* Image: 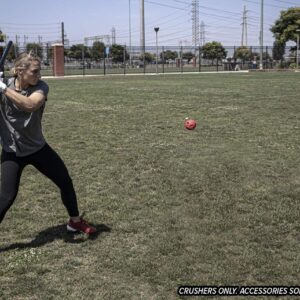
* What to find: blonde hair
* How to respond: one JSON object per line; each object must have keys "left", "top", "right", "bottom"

{"left": 11, "top": 51, "right": 41, "bottom": 77}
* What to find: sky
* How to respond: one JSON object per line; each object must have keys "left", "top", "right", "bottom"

{"left": 1, "top": 0, "right": 299, "bottom": 48}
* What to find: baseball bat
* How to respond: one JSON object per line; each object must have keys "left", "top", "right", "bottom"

{"left": 0, "top": 40, "right": 13, "bottom": 74}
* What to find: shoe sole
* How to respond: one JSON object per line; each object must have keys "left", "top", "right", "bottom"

{"left": 67, "top": 224, "right": 96, "bottom": 234}
{"left": 67, "top": 224, "right": 79, "bottom": 232}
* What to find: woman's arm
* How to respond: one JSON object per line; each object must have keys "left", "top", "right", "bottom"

{"left": 0, "top": 81, "right": 45, "bottom": 112}
{"left": 4, "top": 88, "right": 45, "bottom": 112}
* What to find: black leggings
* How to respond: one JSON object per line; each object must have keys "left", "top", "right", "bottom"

{"left": 0, "top": 143, "right": 79, "bottom": 223}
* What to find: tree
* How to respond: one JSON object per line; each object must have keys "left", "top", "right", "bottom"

{"left": 111, "top": 44, "right": 128, "bottom": 63}
{"left": 182, "top": 51, "right": 194, "bottom": 62}
{"left": 0, "top": 43, "right": 17, "bottom": 62}
{"left": 26, "top": 43, "right": 43, "bottom": 59}
{"left": 67, "top": 44, "right": 90, "bottom": 60}
{"left": 272, "top": 40, "right": 285, "bottom": 61}
{"left": 91, "top": 41, "right": 105, "bottom": 60}
{"left": 0, "top": 31, "right": 7, "bottom": 62}
{"left": 201, "top": 41, "right": 227, "bottom": 63}
{"left": 271, "top": 7, "right": 300, "bottom": 44}
{"left": 7, "top": 43, "right": 18, "bottom": 61}
{"left": 161, "top": 50, "right": 178, "bottom": 61}
{"left": 142, "top": 52, "right": 154, "bottom": 63}
{"left": 0, "top": 30, "right": 6, "bottom": 42}
{"left": 233, "top": 46, "right": 252, "bottom": 62}
{"left": 252, "top": 51, "right": 272, "bottom": 61}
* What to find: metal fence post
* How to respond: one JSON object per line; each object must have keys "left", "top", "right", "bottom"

{"left": 198, "top": 46, "right": 201, "bottom": 72}
{"left": 82, "top": 45, "right": 85, "bottom": 76}
{"left": 143, "top": 46, "right": 146, "bottom": 74}
{"left": 161, "top": 46, "right": 165, "bottom": 73}
{"left": 103, "top": 46, "right": 106, "bottom": 76}
{"left": 46, "top": 43, "right": 49, "bottom": 66}
{"left": 266, "top": 46, "right": 269, "bottom": 69}
{"left": 124, "top": 45, "right": 126, "bottom": 75}
{"left": 181, "top": 46, "right": 183, "bottom": 73}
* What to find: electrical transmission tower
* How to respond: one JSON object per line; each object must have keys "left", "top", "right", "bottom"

{"left": 241, "top": 5, "right": 248, "bottom": 46}
{"left": 192, "top": 0, "right": 200, "bottom": 48}
{"left": 200, "top": 21, "right": 205, "bottom": 46}
{"left": 111, "top": 27, "right": 116, "bottom": 45}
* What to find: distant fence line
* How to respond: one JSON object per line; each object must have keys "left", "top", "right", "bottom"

{"left": 2, "top": 44, "right": 299, "bottom": 76}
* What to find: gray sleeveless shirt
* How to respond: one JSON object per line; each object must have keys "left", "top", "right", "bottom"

{"left": 0, "top": 77, "right": 49, "bottom": 157}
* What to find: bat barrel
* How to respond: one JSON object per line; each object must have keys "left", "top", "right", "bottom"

{"left": 0, "top": 40, "right": 13, "bottom": 75}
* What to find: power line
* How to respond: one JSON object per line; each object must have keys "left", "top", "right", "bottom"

{"left": 1, "top": 22, "right": 60, "bottom": 26}
{"left": 3, "top": 31, "right": 60, "bottom": 34}
{"left": 145, "top": 0, "right": 190, "bottom": 11}
{"left": 116, "top": 4, "right": 191, "bottom": 47}
{"left": 117, "top": 0, "right": 282, "bottom": 47}
{"left": 273, "top": 0, "right": 299, "bottom": 5}
{"left": 169, "top": 0, "right": 190, "bottom": 5}
{"left": 243, "top": 0, "right": 291, "bottom": 9}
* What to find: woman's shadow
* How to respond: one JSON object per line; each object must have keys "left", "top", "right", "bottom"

{"left": 0, "top": 223, "right": 111, "bottom": 252}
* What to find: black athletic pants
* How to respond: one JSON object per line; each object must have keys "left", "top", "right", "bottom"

{"left": 0, "top": 143, "right": 79, "bottom": 223}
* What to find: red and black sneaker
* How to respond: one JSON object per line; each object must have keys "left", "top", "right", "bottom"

{"left": 67, "top": 218, "right": 96, "bottom": 234}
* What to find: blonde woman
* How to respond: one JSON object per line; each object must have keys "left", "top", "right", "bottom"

{"left": 0, "top": 52, "right": 96, "bottom": 234}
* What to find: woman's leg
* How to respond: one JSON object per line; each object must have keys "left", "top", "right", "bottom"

{"left": 29, "top": 144, "right": 80, "bottom": 218}
{"left": 0, "top": 151, "right": 25, "bottom": 223}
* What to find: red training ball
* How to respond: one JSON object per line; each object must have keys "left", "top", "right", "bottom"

{"left": 185, "top": 119, "right": 197, "bottom": 130}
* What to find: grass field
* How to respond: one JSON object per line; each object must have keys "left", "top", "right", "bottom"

{"left": 0, "top": 72, "right": 299, "bottom": 299}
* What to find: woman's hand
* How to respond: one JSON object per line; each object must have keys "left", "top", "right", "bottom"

{"left": 0, "top": 80, "right": 7, "bottom": 93}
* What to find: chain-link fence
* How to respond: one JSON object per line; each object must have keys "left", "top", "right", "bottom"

{"left": 62, "top": 45, "right": 298, "bottom": 76}
{"left": 1, "top": 44, "right": 298, "bottom": 76}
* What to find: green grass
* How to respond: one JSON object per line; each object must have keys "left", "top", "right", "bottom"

{"left": 0, "top": 72, "right": 299, "bottom": 299}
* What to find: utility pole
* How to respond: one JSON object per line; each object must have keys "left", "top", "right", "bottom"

{"left": 140, "top": 0, "right": 145, "bottom": 56}
{"left": 259, "top": 0, "right": 264, "bottom": 70}
{"left": 241, "top": 5, "right": 248, "bottom": 46}
{"left": 61, "top": 22, "right": 65, "bottom": 45}
{"left": 129, "top": 0, "right": 132, "bottom": 66}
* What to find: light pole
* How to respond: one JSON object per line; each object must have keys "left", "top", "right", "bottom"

{"left": 140, "top": 0, "right": 145, "bottom": 58}
{"left": 129, "top": 0, "right": 132, "bottom": 67}
{"left": 296, "top": 29, "right": 300, "bottom": 72}
{"left": 154, "top": 27, "right": 159, "bottom": 73}
{"left": 259, "top": 0, "right": 264, "bottom": 70}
